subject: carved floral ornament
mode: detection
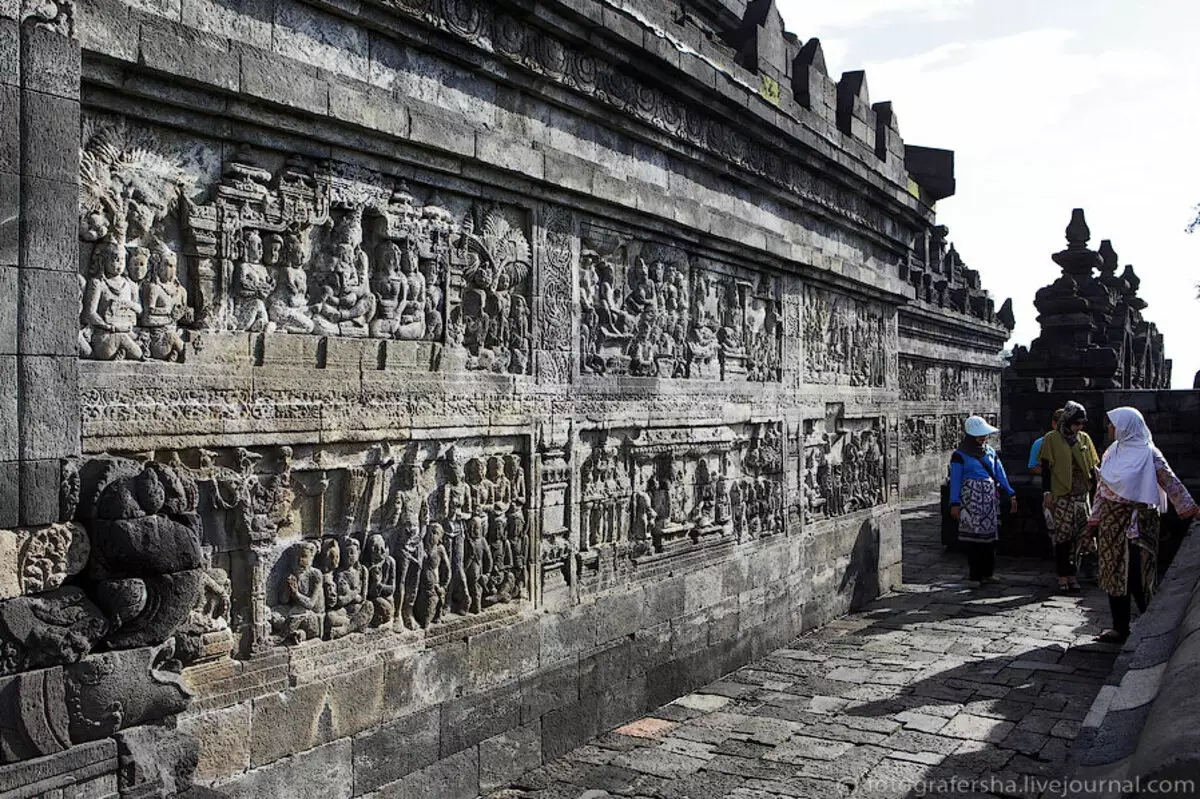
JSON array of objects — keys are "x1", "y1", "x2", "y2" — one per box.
[{"x1": 77, "y1": 122, "x2": 533, "y2": 375}]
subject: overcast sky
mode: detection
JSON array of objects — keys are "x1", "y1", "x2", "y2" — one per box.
[{"x1": 775, "y1": 0, "x2": 1200, "y2": 388}]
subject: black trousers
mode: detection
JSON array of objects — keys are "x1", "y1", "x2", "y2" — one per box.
[
  {"x1": 1108, "y1": 543, "x2": 1147, "y2": 635},
  {"x1": 1054, "y1": 540, "x2": 1077, "y2": 578},
  {"x1": 965, "y1": 542, "x2": 995, "y2": 581}
]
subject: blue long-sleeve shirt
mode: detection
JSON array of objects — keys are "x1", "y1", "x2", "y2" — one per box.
[{"x1": 949, "y1": 446, "x2": 1014, "y2": 505}]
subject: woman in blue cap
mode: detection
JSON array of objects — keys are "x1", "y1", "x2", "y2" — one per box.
[{"x1": 949, "y1": 416, "x2": 1017, "y2": 587}]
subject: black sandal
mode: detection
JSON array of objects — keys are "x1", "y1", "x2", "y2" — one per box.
[{"x1": 1096, "y1": 629, "x2": 1129, "y2": 644}]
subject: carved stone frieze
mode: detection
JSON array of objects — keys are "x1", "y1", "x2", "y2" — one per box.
[
  {"x1": 578, "y1": 421, "x2": 784, "y2": 558},
  {"x1": 579, "y1": 228, "x2": 782, "y2": 382},
  {"x1": 803, "y1": 285, "x2": 889, "y2": 388},
  {"x1": 903, "y1": 415, "x2": 938, "y2": 457},
  {"x1": 380, "y1": 0, "x2": 895, "y2": 238},
  {"x1": 78, "y1": 119, "x2": 533, "y2": 375},
  {"x1": 802, "y1": 406, "x2": 886, "y2": 522}
]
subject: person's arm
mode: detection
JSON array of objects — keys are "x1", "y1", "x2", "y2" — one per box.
[
  {"x1": 949, "y1": 453, "x2": 964, "y2": 506},
  {"x1": 993, "y1": 452, "x2": 1015, "y2": 497},
  {"x1": 1041, "y1": 461, "x2": 1052, "y2": 494},
  {"x1": 1028, "y1": 439, "x2": 1043, "y2": 473},
  {"x1": 1154, "y1": 450, "x2": 1199, "y2": 518}
]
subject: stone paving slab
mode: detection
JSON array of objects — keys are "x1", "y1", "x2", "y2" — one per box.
[{"x1": 486, "y1": 506, "x2": 1120, "y2": 798}]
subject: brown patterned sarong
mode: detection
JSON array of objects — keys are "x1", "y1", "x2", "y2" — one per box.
[{"x1": 1097, "y1": 501, "x2": 1158, "y2": 599}]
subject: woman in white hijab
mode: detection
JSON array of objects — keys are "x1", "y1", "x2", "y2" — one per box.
[{"x1": 1087, "y1": 407, "x2": 1199, "y2": 643}]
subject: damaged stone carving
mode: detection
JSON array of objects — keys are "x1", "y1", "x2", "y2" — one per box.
[
  {"x1": 579, "y1": 232, "x2": 781, "y2": 381},
  {"x1": 802, "y1": 408, "x2": 886, "y2": 522},
  {"x1": 803, "y1": 285, "x2": 888, "y2": 387}
]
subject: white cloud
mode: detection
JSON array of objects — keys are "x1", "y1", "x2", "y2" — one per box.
[
  {"x1": 786, "y1": 11, "x2": 1200, "y2": 387},
  {"x1": 775, "y1": 0, "x2": 976, "y2": 35}
]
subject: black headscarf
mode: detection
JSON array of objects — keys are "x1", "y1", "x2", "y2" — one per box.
[
  {"x1": 1058, "y1": 401, "x2": 1087, "y2": 446},
  {"x1": 958, "y1": 434, "x2": 987, "y2": 460}
]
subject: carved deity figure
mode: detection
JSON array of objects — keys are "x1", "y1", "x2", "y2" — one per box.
[
  {"x1": 313, "y1": 242, "x2": 376, "y2": 337},
  {"x1": 463, "y1": 513, "x2": 491, "y2": 614},
  {"x1": 395, "y1": 240, "x2": 428, "y2": 340},
  {"x1": 370, "y1": 241, "x2": 407, "y2": 339},
  {"x1": 418, "y1": 522, "x2": 450, "y2": 627},
  {"x1": 385, "y1": 464, "x2": 425, "y2": 630},
  {"x1": 232, "y1": 229, "x2": 275, "y2": 332},
  {"x1": 81, "y1": 240, "x2": 144, "y2": 361},
  {"x1": 139, "y1": 247, "x2": 190, "y2": 361},
  {"x1": 194, "y1": 545, "x2": 231, "y2": 631},
  {"x1": 326, "y1": 537, "x2": 372, "y2": 639},
  {"x1": 631, "y1": 476, "x2": 657, "y2": 545},
  {"x1": 438, "y1": 459, "x2": 473, "y2": 614},
  {"x1": 271, "y1": 541, "x2": 324, "y2": 644},
  {"x1": 268, "y1": 230, "x2": 316, "y2": 333},
  {"x1": 729, "y1": 478, "x2": 746, "y2": 540},
  {"x1": 364, "y1": 533, "x2": 397, "y2": 627}
]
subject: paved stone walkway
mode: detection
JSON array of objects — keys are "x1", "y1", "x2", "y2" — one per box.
[{"x1": 487, "y1": 504, "x2": 1121, "y2": 799}]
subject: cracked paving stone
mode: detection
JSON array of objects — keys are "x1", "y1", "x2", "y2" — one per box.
[
  {"x1": 894, "y1": 711, "x2": 948, "y2": 734},
  {"x1": 763, "y1": 735, "x2": 854, "y2": 763},
  {"x1": 939, "y1": 713, "x2": 1015, "y2": 742},
  {"x1": 610, "y1": 746, "x2": 707, "y2": 779}
]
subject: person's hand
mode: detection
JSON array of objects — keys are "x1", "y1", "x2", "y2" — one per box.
[
  {"x1": 951, "y1": 506, "x2": 960, "y2": 521},
  {"x1": 1009, "y1": 496, "x2": 1018, "y2": 514},
  {"x1": 1043, "y1": 493, "x2": 1054, "y2": 510},
  {"x1": 1087, "y1": 518, "x2": 1100, "y2": 529}
]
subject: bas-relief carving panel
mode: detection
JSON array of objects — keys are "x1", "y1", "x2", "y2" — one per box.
[
  {"x1": 897, "y1": 357, "x2": 1001, "y2": 403},
  {"x1": 801, "y1": 406, "x2": 887, "y2": 523},
  {"x1": 802, "y1": 285, "x2": 890, "y2": 388},
  {"x1": 77, "y1": 118, "x2": 533, "y2": 376},
  {"x1": 578, "y1": 225, "x2": 782, "y2": 381},
  {"x1": 577, "y1": 421, "x2": 785, "y2": 562}
]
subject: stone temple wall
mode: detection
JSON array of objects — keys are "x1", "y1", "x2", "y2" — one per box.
[{"x1": 1, "y1": 1, "x2": 1006, "y2": 796}]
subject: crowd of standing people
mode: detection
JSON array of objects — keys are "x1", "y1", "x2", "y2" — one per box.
[{"x1": 947, "y1": 406, "x2": 1198, "y2": 643}]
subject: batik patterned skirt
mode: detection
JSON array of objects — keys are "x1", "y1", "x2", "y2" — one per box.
[
  {"x1": 1049, "y1": 492, "x2": 1096, "y2": 557},
  {"x1": 1097, "y1": 501, "x2": 1158, "y2": 599},
  {"x1": 958, "y1": 477, "x2": 999, "y2": 545}
]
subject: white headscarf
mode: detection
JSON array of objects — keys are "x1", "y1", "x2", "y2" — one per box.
[{"x1": 1098, "y1": 407, "x2": 1166, "y2": 508}]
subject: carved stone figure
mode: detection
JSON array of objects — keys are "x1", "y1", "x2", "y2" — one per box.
[
  {"x1": 417, "y1": 522, "x2": 450, "y2": 628},
  {"x1": 139, "y1": 247, "x2": 190, "y2": 361},
  {"x1": 267, "y1": 230, "x2": 316, "y2": 333},
  {"x1": 463, "y1": 515, "x2": 491, "y2": 614},
  {"x1": 81, "y1": 240, "x2": 144, "y2": 361},
  {"x1": 313, "y1": 242, "x2": 377, "y2": 337},
  {"x1": 271, "y1": 541, "x2": 324, "y2": 644},
  {"x1": 364, "y1": 533, "x2": 397, "y2": 627},
  {"x1": 232, "y1": 228, "x2": 274, "y2": 332},
  {"x1": 326, "y1": 537, "x2": 372, "y2": 639}
]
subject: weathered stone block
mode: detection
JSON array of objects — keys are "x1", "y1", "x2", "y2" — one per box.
[
  {"x1": 182, "y1": 0, "x2": 273, "y2": 50},
  {"x1": 362, "y1": 746, "x2": 477, "y2": 799},
  {"x1": 18, "y1": 92, "x2": 77, "y2": 184},
  {"x1": 19, "y1": 458, "x2": 64, "y2": 528},
  {"x1": 0, "y1": 85, "x2": 16, "y2": 174},
  {"x1": 479, "y1": 723, "x2": 542, "y2": 793},
  {"x1": 351, "y1": 707, "x2": 440, "y2": 795},
  {"x1": 328, "y1": 78, "x2": 409, "y2": 139},
  {"x1": 220, "y1": 739, "x2": 352, "y2": 799},
  {"x1": 177, "y1": 702, "x2": 252, "y2": 783},
  {"x1": 0, "y1": 739, "x2": 116, "y2": 799},
  {"x1": 519, "y1": 658, "x2": 578, "y2": 724},
  {"x1": 20, "y1": 25, "x2": 79, "y2": 99},
  {"x1": 537, "y1": 603, "x2": 596, "y2": 664},
  {"x1": 439, "y1": 679, "x2": 521, "y2": 757},
  {"x1": 18, "y1": 176, "x2": 76, "y2": 272},
  {"x1": 579, "y1": 638, "x2": 635, "y2": 698},
  {"x1": 0, "y1": 354, "x2": 14, "y2": 460},
  {"x1": 139, "y1": 18, "x2": 239, "y2": 92},
  {"x1": 272, "y1": 0, "x2": 369, "y2": 82},
  {"x1": 0, "y1": 521, "x2": 89, "y2": 599},
  {"x1": 0, "y1": 461, "x2": 17, "y2": 528},
  {"x1": 240, "y1": 47, "x2": 327, "y2": 115},
  {"x1": 541, "y1": 694, "x2": 599, "y2": 760},
  {"x1": 17, "y1": 268, "x2": 76, "y2": 355},
  {"x1": 466, "y1": 618, "x2": 539, "y2": 690},
  {"x1": 248, "y1": 680, "x2": 328, "y2": 767},
  {"x1": 76, "y1": 0, "x2": 137, "y2": 63},
  {"x1": 0, "y1": 176, "x2": 16, "y2": 269},
  {"x1": 0, "y1": 20, "x2": 16, "y2": 87}
]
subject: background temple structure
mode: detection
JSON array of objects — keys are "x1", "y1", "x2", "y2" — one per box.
[{"x1": 0, "y1": 0, "x2": 1012, "y2": 796}]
